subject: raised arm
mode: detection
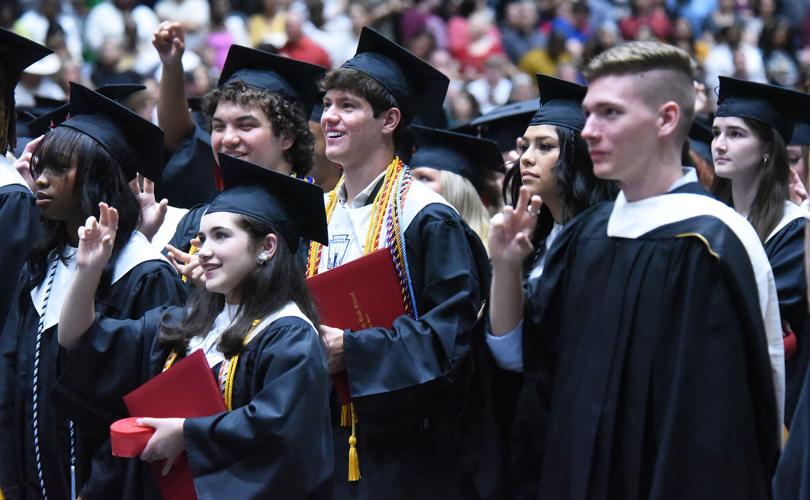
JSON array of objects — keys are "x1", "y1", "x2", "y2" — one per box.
[
  {"x1": 488, "y1": 186, "x2": 541, "y2": 335},
  {"x1": 58, "y1": 203, "x2": 119, "y2": 349},
  {"x1": 152, "y1": 22, "x2": 194, "y2": 152}
]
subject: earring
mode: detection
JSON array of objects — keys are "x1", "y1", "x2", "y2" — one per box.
[
  {"x1": 763, "y1": 154, "x2": 770, "y2": 164},
  {"x1": 256, "y1": 250, "x2": 272, "y2": 265}
]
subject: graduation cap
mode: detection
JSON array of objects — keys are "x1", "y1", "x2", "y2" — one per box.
[
  {"x1": 530, "y1": 74, "x2": 586, "y2": 131},
  {"x1": 340, "y1": 27, "x2": 449, "y2": 127},
  {"x1": 219, "y1": 45, "x2": 325, "y2": 118},
  {"x1": 687, "y1": 115, "x2": 714, "y2": 164},
  {"x1": 715, "y1": 76, "x2": 810, "y2": 141},
  {"x1": 310, "y1": 100, "x2": 324, "y2": 124},
  {"x1": 790, "y1": 122, "x2": 810, "y2": 146},
  {"x1": 0, "y1": 28, "x2": 53, "y2": 93},
  {"x1": 470, "y1": 99, "x2": 539, "y2": 153},
  {"x1": 208, "y1": 153, "x2": 328, "y2": 250},
  {"x1": 58, "y1": 83, "x2": 163, "y2": 181},
  {"x1": 27, "y1": 84, "x2": 146, "y2": 138},
  {"x1": 409, "y1": 125, "x2": 504, "y2": 193}
]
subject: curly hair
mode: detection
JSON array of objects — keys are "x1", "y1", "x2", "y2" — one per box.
[{"x1": 202, "y1": 81, "x2": 315, "y2": 176}]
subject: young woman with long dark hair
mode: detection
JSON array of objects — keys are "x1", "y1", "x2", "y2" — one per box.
[
  {"x1": 55, "y1": 155, "x2": 334, "y2": 499},
  {"x1": 0, "y1": 83, "x2": 186, "y2": 500}
]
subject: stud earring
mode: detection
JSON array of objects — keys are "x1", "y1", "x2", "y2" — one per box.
[
  {"x1": 256, "y1": 250, "x2": 272, "y2": 265},
  {"x1": 763, "y1": 154, "x2": 770, "y2": 164}
]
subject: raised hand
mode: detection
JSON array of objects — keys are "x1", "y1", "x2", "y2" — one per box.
[
  {"x1": 77, "y1": 203, "x2": 119, "y2": 274},
  {"x1": 152, "y1": 21, "x2": 185, "y2": 67},
  {"x1": 13, "y1": 135, "x2": 44, "y2": 192},
  {"x1": 130, "y1": 176, "x2": 168, "y2": 241},
  {"x1": 165, "y1": 241, "x2": 204, "y2": 287},
  {"x1": 789, "y1": 167, "x2": 808, "y2": 206},
  {"x1": 138, "y1": 417, "x2": 186, "y2": 476},
  {"x1": 489, "y1": 185, "x2": 541, "y2": 268}
]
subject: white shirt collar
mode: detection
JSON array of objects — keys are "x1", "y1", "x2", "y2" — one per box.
[{"x1": 338, "y1": 170, "x2": 387, "y2": 208}]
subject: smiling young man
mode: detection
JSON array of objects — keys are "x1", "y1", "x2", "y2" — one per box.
[
  {"x1": 488, "y1": 41, "x2": 784, "y2": 499},
  {"x1": 309, "y1": 27, "x2": 490, "y2": 499}
]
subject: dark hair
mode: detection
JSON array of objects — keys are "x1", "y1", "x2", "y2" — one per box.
[
  {"x1": 318, "y1": 67, "x2": 408, "y2": 149},
  {"x1": 27, "y1": 126, "x2": 141, "y2": 289},
  {"x1": 202, "y1": 80, "x2": 315, "y2": 176},
  {"x1": 502, "y1": 125, "x2": 617, "y2": 270},
  {"x1": 0, "y1": 62, "x2": 14, "y2": 154},
  {"x1": 158, "y1": 214, "x2": 319, "y2": 357},
  {"x1": 713, "y1": 118, "x2": 789, "y2": 242}
]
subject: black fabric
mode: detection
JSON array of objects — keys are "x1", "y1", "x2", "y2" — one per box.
[
  {"x1": 156, "y1": 124, "x2": 219, "y2": 209},
  {"x1": 409, "y1": 125, "x2": 503, "y2": 193},
  {"x1": 53, "y1": 307, "x2": 334, "y2": 499},
  {"x1": 341, "y1": 27, "x2": 449, "y2": 127},
  {"x1": 774, "y1": 357, "x2": 810, "y2": 500},
  {"x1": 0, "y1": 259, "x2": 186, "y2": 500},
  {"x1": 329, "y1": 202, "x2": 491, "y2": 499},
  {"x1": 61, "y1": 83, "x2": 164, "y2": 181},
  {"x1": 469, "y1": 100, "x2": 538, "y2": 153},
  {"x1": 0, "y1": 28, "x2": 52, "y2": 93},
  {"x1": 528, "y1": 74, "x2": 586, "y2": 131},
  {"x1": 0, "y1": 184, "x2": 39, "y2": 333},
  {"x1": 715, "y1": 76, "x2": 810, "y2": 141},
  {"x1": 511, "y1": 184, "x2": 780, "y2": 499},
  {"x1": 764, "y1": 218, "x2": 808, "y2": 425}
]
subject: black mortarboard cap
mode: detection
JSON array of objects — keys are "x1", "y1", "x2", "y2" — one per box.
[
  {"x1": 790, "y1": 122, "x2": 810, "y2": 146},
  {"x1": 340, "y1": 27, "x2": 449, "y2": 127},
  {"x1": 219, "y1": 45, "x2": 325, "y2": 118},
  {"x1": 409, "y1": 125, "x2": 503, "y2": 193},
  {"x1": 715, "y1": 76, "x2": 810, "y2": 141},
  {"x1": 310, "y1": 100, "x2": 324, "y2": 123},
  {"x1": 59, "y1": 83, "x2": 163, "y2": 181},
  {"x1": 0, "y1": 28, "x2": 53, "y2": 95},
  {"x1": 208, "y1": 154, "x2": 328, "y2": 250},
  {"x1": 688, "y1": 115, "x2": 714, "y2": 164},
  {"x1": 27, "y1": 84, "x2": 146, "y2": 138},
  {"x1": 470, "y1": 99, "x2": 539, "y2": 153},
  {"x1": 529, "y1": 74, "x2": 586, "y2": 131}
]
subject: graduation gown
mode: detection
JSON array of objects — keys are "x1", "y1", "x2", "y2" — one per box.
[
  {"x1": 53, "y1": 303, "x2": 334, "y2": 500},
  {"x1": 0, "y1": 156, "x2": 39, "y2": 331},
  {"x1": 315, "y1": 175, "x2": 490, "y2": 499},
  {"x1": 155, "y1": 124, "x2": 219, "y2": 210},
  {"x1": 0, "y1": 234, "x2": 186, "y2": 500},
  {"x1": 512, "y1": 180, "x2": 781, "y2": 500},
  {"x1": 774, "y1": 344, "x2": 810, "y2": 500},
  {"x1": 764, "y1": 201, "x2": 808, "y2": 424}
]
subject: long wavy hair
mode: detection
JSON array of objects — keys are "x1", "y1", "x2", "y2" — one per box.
[
  {"x1": 713, "y1": 118, "x2": 789, "y2": 242},
  {"x1": 26, "y1": 126, "x2": 140, "y2": 291},
  {"x1": 503, "y1": 125, "x2": 618, "y2": 270},
  {"x1": 158, "y1": 214, "x2": 319, "y2": 358}
]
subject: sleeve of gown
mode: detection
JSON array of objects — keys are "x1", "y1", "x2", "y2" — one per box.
[
  {"x1": 766, "y1": 219, "x2": 806, "y2": 330},
  {"x1": 53, "y1": 307, "x2": 167, "y2": 424},
  {"x1": 183, "y1": 319, "x2": 333, "y2": 498},
  {"x1": 774, "y1": 365, "x2": 810, "y2": 500},
  {"x1": 156, "y1": 124, "x2": 218, "y2": 210},
  {"x1": 342, "y1": 205, "x2": 488, "y2": 403},
  {"x1": 0, "y1": 276, "x2": 27, "y2": 492},
  {"x1": 0, "y1": 188, "x2": 39, "y2": 329},
  {"x1": 117, "y1": 261, "x2": 188, "y2": 318}
]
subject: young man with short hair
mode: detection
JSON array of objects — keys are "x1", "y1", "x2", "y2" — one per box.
[
  {"x1": 488, "y1": 41, "x2": 784, "y2": 498},
  {"x1": 310, "y1": 27, "x2": 490, "y2": 499}
]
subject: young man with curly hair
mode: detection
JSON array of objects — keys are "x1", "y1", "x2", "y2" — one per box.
[
  {"x1": 148, "y1": 21, "x2": 325, "y2": 255},
  {"x1": 488, "y1": 41, "x2": 784, "y2": 499},
  {"x1": 309, "y1": 27, "x2": 490, "y2": 500}
]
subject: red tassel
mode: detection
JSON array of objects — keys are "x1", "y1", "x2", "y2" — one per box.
[{"x1": 214, "y1": 161, "x2": 224, "y2": 191}]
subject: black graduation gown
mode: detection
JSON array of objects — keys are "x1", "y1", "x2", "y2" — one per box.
[
  {"x1": 0, "y1": 259, "x2": 186, "y2": 500},
  {"x1": 53, "y1": 306, "x2": 335, "y2": 499},
  {"x1": 329, "y1": 198, "x2": 491, "y2": 500},
  {"x1": 155, "y1": 124, "x2": 219, "y2": 209},
  {"x1": 763, "y1": 217, "x2": 808, "y2": 424},
  {"x1": 512, "y1": 183, "x2": 780, "y2": 500},
  {"x1": 774, "y1": 358, "x2": 810, "y2": 500},
  {"x1": 0, "y1": 180, "x2": 39, "y2": 332}
]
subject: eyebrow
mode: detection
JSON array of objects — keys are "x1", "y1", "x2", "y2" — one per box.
[
  {"x1": 212, "y1": 114, "x2": 260, "y2": 122},
  {"x1": 198, "y1": 225, "x2": 231, "y2": 236}
]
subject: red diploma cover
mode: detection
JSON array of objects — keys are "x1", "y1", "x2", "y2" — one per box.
[
  {"x1": 306, "y1": 247, "x2": 406, "y2": 404},
  {"x1": 114, "y1": 349, "x2": 227, "y2": 500}
]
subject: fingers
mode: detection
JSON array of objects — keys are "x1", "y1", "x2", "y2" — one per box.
[
  {"x1": 97, "y1": 202, "x2": 119, "y2": 231},
  {"x1": 161, "y1": 454, "x2": 178, "y2": 476},
  {"x1": 165, "y1": 244, "x2": 191, "y2": 265},
  {"x1": 143, "y1": 177, "x2": 155, "y2": 195},
  {"x1": 515, "y1": 186, "x2": 531, "y2": 215}
]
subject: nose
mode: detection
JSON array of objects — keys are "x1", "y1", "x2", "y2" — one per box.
[
  {"x1": 519, "y1": 149, "x2": 533, "y2": 168},
  {"x1": 320, "y1": 104, "x2": 337, "y2": 128},
  {"x1": 221, "y1": 125, "x2": 240, "y2": 148},
  {"x1": 35, "y1": 170, "x2": 49, "y2": 190},
  {"x1": 581, "y1": 115, "x2": 598, "y2": 143},
  {"x1": 712, "y1": 134, "x2": 726, "y2": 153}
]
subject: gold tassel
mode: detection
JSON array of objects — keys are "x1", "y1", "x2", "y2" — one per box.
[
  {"x1": 340, "y1": 403, "x2": 351, "y2": 427},
  {"x1": 348, "y1": 403, "x2": 361, "y2": 482}
]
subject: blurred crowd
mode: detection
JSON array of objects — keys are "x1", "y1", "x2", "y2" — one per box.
[{"x1": 6, "y1": 0, "x2": 810, "y2": 127}]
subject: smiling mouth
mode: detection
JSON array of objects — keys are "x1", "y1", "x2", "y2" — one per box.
[
  {"x1": 326, "y1": 131, "x2": 345, "y2": 139},
  {"x1": 202, "y1": 264, "x2": 221, "y2": 273}
]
